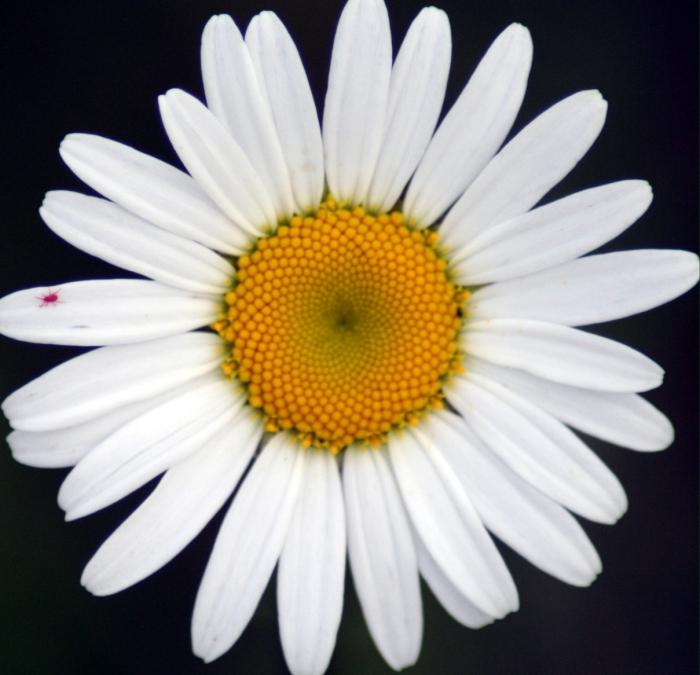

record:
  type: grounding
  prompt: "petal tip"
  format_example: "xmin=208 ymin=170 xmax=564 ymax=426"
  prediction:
xmin=591 ymin=89 xmax=608 ymax=109
xmin=192 ymin=640 xmax=221 ymax=665
xmin=573 ymin=571 xmax=598 ymax=588
xmin=421 ymin=5 xmax=449 ymax=21
xmin=498 ymin=22 xmax=533 ymax=58
xmin=507 ymin=22 xmax=532 ymax=40
xmin=40 ymin=191 xmax=56 ymax=208
xmin=80 ymin=570 xmax=109 ymax=597
xmin=657 ymin=422 xmax=675 ymax=451
xmin=255 ymin=9 xmax=280 ymax=24
xmin=59 ymin=132 xmax=92 ymax=155
xmin=64 ymin=508 xmax=82 ymax=522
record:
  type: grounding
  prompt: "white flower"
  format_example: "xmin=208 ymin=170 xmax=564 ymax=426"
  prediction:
xmin=1 ymin=1 xmax=697 ymax=674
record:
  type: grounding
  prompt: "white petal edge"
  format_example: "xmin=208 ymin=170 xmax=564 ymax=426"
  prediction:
xmin=429 ymin=411 xmax=602 ymax=586
xmin=58 ymin=375 xmax=243 ymax=520
xmin=343 ymin=446 xmax=422 ymax=670
xmin=366 ymin=7 xmax=451 ymax=212
xmin=414 ymin=534 xmax=495 ymax=628
xmin=246 ymin=11 xmax=324 ymax=213
xmin=159 ymin=89 xmax=276 ymax=235
xmin=277 ymin=450 xmax=346 ymax=675
xmin=81 ymin=408 xmax=263 ymax=596
xmin=469 ymin=250 xmax=700 ymax=326
xmin=389 ymin=430 xmax=518 ymax=617
xmin=440 ymin=90 xmax=607 ymax=249
xmin=59 ymin=133 xmax=250 ymax=255
xmin=322 ymin=0 xmax=392 ymax=204
xmin=0 ymin=280 xmax=219 ymax=346
xmin=202 ymin=14 xmax=295 ymax=219
xmin=2 ymin=332 xmax=225 ymax=431
xmin=192 ymin=433 xmax=305 ymax=663
xmin=447 ymin=375 xmax=627 ymax=524
xmin=466 ymin=357 xmax=674 ymax=451
xmin=451 ymin=180 xmax=653 ymax=283
xmin=464 ymin=318 xmax=664 ymax=393
xmin=404 ymin=23 xmax=532 ymax=227
xmin=41 ymin=191 xmax=233 ymax=294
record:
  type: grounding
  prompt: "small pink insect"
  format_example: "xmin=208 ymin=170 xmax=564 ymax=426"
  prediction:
xmin=36 ymin=287 xmax=62 ymax=308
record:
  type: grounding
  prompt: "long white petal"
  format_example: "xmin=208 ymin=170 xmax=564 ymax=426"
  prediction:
xmin=343 ymin=446 xmax=422 ymax=670
xmin=467 ymin=357 xmax=674 ymax=451
xmin=2 ymin=332 xmax=225 ymax=431
xmin=404 ymin=23 xmax=532 ymax=227
xmin=448 ymin=374 xmax=627 ymax=523
xmin=441 ymin=90 xmax=607 ymax=249
xmin=469 ymin=250 xmax=700 ymax=326
xmin=322 ymin=0 xmax=392 ymax=204
xmin=8 ymin=388 xmax=195 ymax=468
xmin=278 ymin=451 xmax=345 ymax=675
xmin=414 ymin=535 xmax=494 ymax=628
xmin=366 ymin=7 xmax=451 ymax=212
xmin=59 ymin=133 xmax=250 ymax=254
xmin=246 ymin=11 xmax=324 ymax=213
xmin=81 ymin=409 xmax=263 ymax=596
xmin=464 ymin=318 xmax=664 ymax=392
xmin=41 ymin=191 xmax=233 ymax=294
xmin=159 ymin=89 xmax=276 ymax=234
xmin=202 ymin=14 xmax=295 ymax=219
xmin=0 ymin=280 xmax=219 ymax=346
xmin=192 ymin=433 xmax=305 ymax=663
xmin=430 ymin=411 xmax=602 ymax=586
xmin=58 ymin=376 xmax=243 ymax=520
xmin=389 ymin=431 xmax=518 ymax=617
xmin=451 ymin=180 xmax=653 ymax=283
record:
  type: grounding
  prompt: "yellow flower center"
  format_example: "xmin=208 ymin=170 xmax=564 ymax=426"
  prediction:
xmin=213 ymin=201 xmax=466 ymax=453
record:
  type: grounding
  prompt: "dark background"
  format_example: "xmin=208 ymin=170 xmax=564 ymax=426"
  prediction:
xmin=0 ymin=1 xmax=697 ymax=674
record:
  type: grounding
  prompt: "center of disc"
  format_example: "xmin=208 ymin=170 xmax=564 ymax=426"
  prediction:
xmin=331 ymin=303 xmax=358 ymax=332
xmin=213 ymin=200 xmax=466 ymax=453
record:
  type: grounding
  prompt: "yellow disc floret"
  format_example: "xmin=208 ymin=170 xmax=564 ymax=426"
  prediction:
xmin=213 ymin=200 xmax=465 ymax=453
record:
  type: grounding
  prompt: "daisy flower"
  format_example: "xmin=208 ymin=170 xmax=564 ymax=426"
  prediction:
xmin=1 ymin=0 xmax=697 ymax=673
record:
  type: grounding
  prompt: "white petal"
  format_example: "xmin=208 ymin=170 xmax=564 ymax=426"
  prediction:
xmin=202 ymin=15 xmax=295 ymax=219
xmin=467 ymin=357 xmax=674 ymax=451
xmin=366 ymin=7 xmax=451 ymax=212
xmin=448 ymin=373 xmax=627 ymax=524
xmin=159 ymin=89 xmax=276 ymax=234
xmin=429 ymin=411 xmax=602 ymax=586
xmin=451 ymin=180 xmax=653 ymax=283
xmin=440 ymin=90 xmax=607 ymax=249
xmin=464 ymin=318 xmax=664 ymax=392
xmin=58 ymin=376 xmax=243 ymax=520
xmin=59 ymin=133 xmax=250 ymax=255
xmin=469 ymin=250 xmax=700 ymax=326
xmin=246 ymin=12 xmax=324 ymax=213
xmin=404 ymin=24 xmax=532 ymax=227
xmin=81 ymin=409 xmax=263 ymax=596
xmin=414 ymin=535 xmax=494 ymax=628
xmin=41 ymin=191 xmax=233 ymax=294
xmin=192 ymin=433 xmax=305 ymax=663
xmin=343 ymin=446 xmax=422 ymax=670
xmin=322 ymin=0 xmax=392 ymax=204
xmin=8 ymin=389 xmax=193 ymax=468
xmin=278 ymin=450 xmax=346 ymax=675
xmin=389 ymin=431 xmax=518 ymax=617
xmin=2 ymin=332 xmax=225 ymax=431
xmin=0 ymin=280 xmax=219 ymax=346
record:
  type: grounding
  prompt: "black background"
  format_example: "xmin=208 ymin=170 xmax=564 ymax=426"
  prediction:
xmin=0 ymin=1 xmax=697 ymax=674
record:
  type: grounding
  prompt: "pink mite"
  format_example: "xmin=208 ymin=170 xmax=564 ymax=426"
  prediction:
xmin=37 ymin=288 xmax=61 ymax=307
